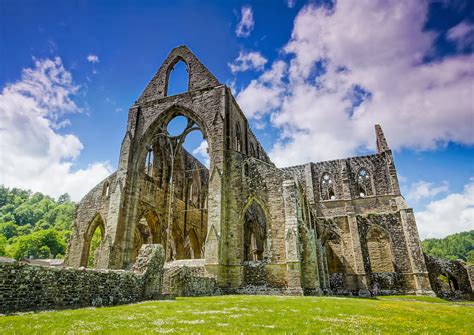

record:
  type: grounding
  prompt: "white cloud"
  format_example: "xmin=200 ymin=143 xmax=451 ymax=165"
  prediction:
xmin=236 ymin=61 xmax=287 ymax=119
xmin=447 ymin=20 xmax=474 ymax=51
xmin=236 ymin=5 xmax=255 ymax=37
xmin=228 ymin=51 xmax=268 ymax=73
xmin=87 ymin=54 xmax=99 ymax=63
xmin=235 ymin=1 xmax=474 ymax=167
xmin=287 ymin=0 xmax=296 ymax=9
xmin=416 ymin=178 xmax=474 ymax=239
xmin=406 ymin=180 xmax=449 ymax=203
xmin=0 ymin=57 xmax=112 ymax=201
xmin=192 ymin=140 xmax=210 ymax=168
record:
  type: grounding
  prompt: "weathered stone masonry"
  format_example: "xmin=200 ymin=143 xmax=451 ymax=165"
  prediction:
xmin=63 ymin=45 xmax=471 ymax=298
xmin=0 ymin=244 xmax=164 ymax=313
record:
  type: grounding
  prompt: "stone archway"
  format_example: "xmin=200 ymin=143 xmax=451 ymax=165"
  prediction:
xmin=81 ymin=213 xmax=105 ymax=268
xmin=133 ymin=107 xmax=210 ymax=263
xmin=367 ymin=226 xmax=394 ymax=273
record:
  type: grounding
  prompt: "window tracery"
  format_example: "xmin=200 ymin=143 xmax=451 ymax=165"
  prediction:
xmin=357 ymin=168 xmax=373 ymax=197
xmin=321 ymin=173 xmax=336 ymax=200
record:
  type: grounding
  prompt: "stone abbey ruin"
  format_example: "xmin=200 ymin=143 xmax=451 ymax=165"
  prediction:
xmin=1 ymin=46 xmax=472 ymax=313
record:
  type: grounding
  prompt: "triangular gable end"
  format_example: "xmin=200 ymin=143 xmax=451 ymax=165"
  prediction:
xmin=138 ymin=45 xmax=221 ymax=103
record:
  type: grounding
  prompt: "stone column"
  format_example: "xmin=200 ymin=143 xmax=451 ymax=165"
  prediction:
xmin=399 ymin=208 xmax=435 ymax=295
xmin=282 ymin=180 xmax=304 ymax=295
xmin=347 ymin=215 xmax=370 ymax=296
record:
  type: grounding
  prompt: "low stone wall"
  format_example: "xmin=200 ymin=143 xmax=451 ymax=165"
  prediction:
xmin=0 ymin=244 xmax=165 ymax=314
xmin=162 ymin=259 xmax=221 ymax=297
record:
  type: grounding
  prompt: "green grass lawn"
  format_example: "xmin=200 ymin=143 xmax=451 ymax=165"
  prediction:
xmin=1 ymin=295 xmax=473 ymax=334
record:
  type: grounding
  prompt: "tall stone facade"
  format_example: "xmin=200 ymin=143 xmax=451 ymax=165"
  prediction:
xmin=65 ymin=46 xmax=434 ymax=296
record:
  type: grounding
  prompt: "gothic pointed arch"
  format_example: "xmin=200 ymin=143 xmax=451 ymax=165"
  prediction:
xmin=138 ymin=45 xmax=220 ymax=102
xmin=81 ymin=213 xmax=106 ymax=268
xmin=320 ymin=172 xmax=336 ymax=200
xmin=241 ymin=198 xmax=268 ymax=262
xmin=165 ymin=58 xmax=189 ymax=96
xmin=356 ymin=167 xmax=374 ymax=197
xmin=366 ymin=226 xmax=394 ymax=273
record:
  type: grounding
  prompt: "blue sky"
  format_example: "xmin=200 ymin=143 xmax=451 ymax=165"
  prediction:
xmin=0 ymin=0 xmax=473 ymax=239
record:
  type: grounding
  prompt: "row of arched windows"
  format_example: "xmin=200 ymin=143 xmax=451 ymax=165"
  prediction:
xmin=319 ymin=168 xmax=374 ymax=201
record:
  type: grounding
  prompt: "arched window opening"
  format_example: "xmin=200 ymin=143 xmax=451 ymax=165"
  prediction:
xmin=367 ymin=227 xmax=394 ymax=273
xmin=321 ymin=173 xmax=336 ymax=200
xmin=103 ymin=181 xmax=110 ymax=196
xmin=145 ymin=113 xmax=209 ymax=262
xmin=145 ymin=145 xmax=154 ymax=176
xmin=167 ymin=115 xmax=188 ymax=136
xmin=243 ymin=201 xmax=267 ymax=262
xmin=235 ymin=122 xmax=242 ymax=152
xmin=357 ymin=168 xmax=373 ymax=197
xmin=166 ymin=60 xmax=189 ymax=96
xmin=84 ymin=214 xmax=105 ymax=268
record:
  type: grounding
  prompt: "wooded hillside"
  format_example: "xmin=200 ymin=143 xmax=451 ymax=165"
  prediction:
xmin=422 ymin=230 xmax=474 ymax=264
xmin=0 ymin=185 xmax=75 ymax=260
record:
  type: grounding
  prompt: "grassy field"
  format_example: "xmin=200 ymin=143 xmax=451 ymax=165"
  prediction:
xmin=0 ymin=295 xmax=473 ymax=334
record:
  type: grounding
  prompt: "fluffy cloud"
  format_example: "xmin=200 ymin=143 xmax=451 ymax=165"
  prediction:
xmin=447 ymin=20 xmax=474 ymax=51
xmin=407 ymin=180 xmax=449 ymax=203
xmin=416 ymin=178 xmax=474 ymax=239
xmin=236 ymin=5 xmax=254 ymax=37
xmin=87 ymin=54 xmax=99 ymax=63
xmin=228 ymin=51 xmax=268 ymax=73
xmin=192 ymin=140 xmax=210 ymax=168
xmin=0 ymin=57 xmax=112 ymax=201
xmin=236 ymin=1 xmax=474 ymax=167
xmin=236 ymin=60 xmax=287 ymax=119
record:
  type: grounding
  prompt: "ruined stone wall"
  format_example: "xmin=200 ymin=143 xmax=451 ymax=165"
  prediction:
xmin=424 ymin=254 xmax=473 ymax=300
xmin=310 ymin=152 xmax=399 ymax=206
xmin=221 ymin=150 xmax=290 ymax=289
xmin=162 ymin=259 xmax=221 ymax=297
xmin=66 ymin=173 xmax=117 ymax=268
xmin=0 ymin=244 xmax=165 ymax=314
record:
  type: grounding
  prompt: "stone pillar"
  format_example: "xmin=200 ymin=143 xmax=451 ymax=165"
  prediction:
xmin=315 ymin=239 xmax=330 ymax=291
xmin=282 ymin=180 xmax=303 ymax=295
xmin=399 ymin=208 xmax=435 ymax=295
xmin=300 ymin=226 xmax=322 ymax=295
xmin=347 ymin=215 xmax=370 ymax=296
xmin=204 ymin=166 xmax=223 ymax=278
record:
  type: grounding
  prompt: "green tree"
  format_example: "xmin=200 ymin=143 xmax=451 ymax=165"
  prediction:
xmin=87 ymin=227 xmax=103 ymax=267
xmin=467 ymin=250 xmax=474 ymax=265
xmin=57 ymin=193 xmax=71 ymax=204
xmin=10 ymin=229 xmax=66 ymax=260
xmin=0 ymin=221 xmax=18 ymax=239
xmin=0 ymin=234 xmax=7 ymax=256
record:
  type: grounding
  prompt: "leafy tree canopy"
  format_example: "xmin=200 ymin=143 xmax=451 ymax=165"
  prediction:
xmin=422 ymin=230 xmax=474 ymax=264
xmin=0 ymin=185 xmax=75 ymax=260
